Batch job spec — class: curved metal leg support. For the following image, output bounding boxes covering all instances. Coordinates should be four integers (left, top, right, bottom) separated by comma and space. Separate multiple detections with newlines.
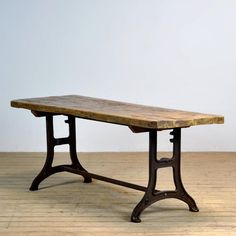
67, 116, 92, 183
30, 115, 91, 191
131, 128, 198, 223
172, 164, 199, 212
30, 165, 70, 191
131, 130, 157, 222
172, 128, 199, 212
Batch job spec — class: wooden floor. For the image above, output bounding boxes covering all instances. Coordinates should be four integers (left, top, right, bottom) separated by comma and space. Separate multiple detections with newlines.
0, 152, 236, 236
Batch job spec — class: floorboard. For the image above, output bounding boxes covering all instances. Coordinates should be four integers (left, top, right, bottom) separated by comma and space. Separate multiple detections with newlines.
0, 152, 236, 235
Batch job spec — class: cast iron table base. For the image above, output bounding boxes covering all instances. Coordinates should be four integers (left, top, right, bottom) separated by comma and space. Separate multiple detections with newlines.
30, 114, 199, 223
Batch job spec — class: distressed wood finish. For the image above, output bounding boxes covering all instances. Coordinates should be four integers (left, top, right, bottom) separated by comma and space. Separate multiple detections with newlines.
11, 95, 224, 129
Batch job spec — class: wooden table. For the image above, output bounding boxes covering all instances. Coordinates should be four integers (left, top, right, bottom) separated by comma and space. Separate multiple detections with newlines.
11, 95, 224, 223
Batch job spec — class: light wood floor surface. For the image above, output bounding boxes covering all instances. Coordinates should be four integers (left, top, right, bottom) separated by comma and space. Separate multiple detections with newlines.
0, 152, 236, 236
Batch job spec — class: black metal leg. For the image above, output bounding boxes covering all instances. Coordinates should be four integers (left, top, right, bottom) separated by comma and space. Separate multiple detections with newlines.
67, 116, 92, 183
131, 128, 199, 223
131, 130, 157, 223
172, 128, 198, 212
30, 115, 91, 191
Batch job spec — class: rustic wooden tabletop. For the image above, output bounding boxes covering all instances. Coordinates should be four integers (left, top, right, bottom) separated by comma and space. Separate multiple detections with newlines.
11, 95, 224, 129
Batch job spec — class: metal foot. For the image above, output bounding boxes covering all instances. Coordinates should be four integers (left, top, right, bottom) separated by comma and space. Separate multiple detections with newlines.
84, 177, 92, 183
131, 215, 141, 223
189, 202, 199, 212
30, 172, 46, 191
189, 206, 199, 212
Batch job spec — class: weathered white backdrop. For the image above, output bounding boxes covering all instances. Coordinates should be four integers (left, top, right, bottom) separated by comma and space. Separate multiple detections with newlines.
1, 0, 235, 151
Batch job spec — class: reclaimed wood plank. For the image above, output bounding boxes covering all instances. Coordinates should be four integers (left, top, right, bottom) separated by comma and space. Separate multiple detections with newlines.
11, 95, 224, 129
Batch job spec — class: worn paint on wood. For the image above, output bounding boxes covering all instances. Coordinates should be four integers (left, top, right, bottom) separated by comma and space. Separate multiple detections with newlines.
11, 95, 224, 129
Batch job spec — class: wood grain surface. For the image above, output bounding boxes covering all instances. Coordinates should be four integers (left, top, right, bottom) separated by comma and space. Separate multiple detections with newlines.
11, 95, 224, 129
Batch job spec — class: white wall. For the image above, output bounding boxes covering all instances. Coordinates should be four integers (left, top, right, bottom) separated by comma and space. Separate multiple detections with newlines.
1, 0, 235, 152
